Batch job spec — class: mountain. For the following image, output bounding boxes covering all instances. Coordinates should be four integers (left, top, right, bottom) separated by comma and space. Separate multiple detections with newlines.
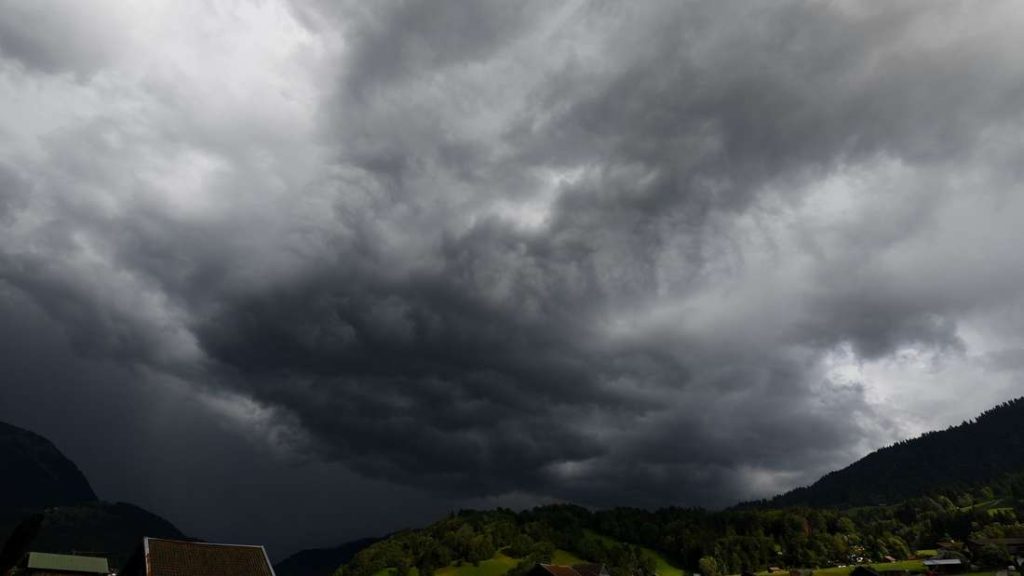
275, 538, 382, 576
0, 421, 97, 544
756, 396, 1024, 508
0, 501, 186, 570
0, 421, 97, 508
0, 420, 185, 570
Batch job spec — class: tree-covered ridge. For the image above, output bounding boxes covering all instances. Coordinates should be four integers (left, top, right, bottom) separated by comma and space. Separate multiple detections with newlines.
276, 538, 383, 576
753, 397, 1024, 508
337, 507, 663, 576
339, 472, 1024, 576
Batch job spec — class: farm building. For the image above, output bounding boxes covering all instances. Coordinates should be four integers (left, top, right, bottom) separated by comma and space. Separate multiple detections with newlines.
849, 566, 880, 576
120, 538, 274, 576
572, 564, 611, 576
922, 558, 962, 574
528, 563, 611, 576
10, 552, 109, 576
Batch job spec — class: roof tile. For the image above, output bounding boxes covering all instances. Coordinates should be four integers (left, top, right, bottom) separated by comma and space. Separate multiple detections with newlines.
145, 539, 274, 576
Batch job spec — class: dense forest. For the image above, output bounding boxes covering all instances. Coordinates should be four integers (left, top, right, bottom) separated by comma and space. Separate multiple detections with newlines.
340, 473, 1024, 576
337, 397, 1024, 576
751, 398, 1024, 508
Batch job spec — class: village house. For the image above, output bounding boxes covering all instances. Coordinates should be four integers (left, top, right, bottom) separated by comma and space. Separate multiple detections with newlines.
849, 566, 880, 576
922, 558, 963, 574
572, 565, 611, 576
119, 538, 275, 576
527, 563, 611, 576
8, 552, 109, 576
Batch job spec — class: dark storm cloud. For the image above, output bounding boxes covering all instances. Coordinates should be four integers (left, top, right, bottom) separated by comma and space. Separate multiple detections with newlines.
4, 0, 1024, 552
0, 284, 455, 557
189, 0, 1024, 504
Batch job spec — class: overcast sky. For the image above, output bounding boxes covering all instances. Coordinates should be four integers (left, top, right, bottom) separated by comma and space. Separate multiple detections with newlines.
2, 0, 1024, 559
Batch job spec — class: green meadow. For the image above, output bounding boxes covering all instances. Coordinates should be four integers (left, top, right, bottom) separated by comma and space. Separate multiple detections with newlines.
372, 546, 685, 576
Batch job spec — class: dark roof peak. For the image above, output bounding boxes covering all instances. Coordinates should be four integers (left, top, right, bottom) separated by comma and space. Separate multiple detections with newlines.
140, 538, 274, 576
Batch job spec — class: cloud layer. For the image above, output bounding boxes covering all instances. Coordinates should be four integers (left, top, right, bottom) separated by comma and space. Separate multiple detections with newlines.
3, 0, 1024, 553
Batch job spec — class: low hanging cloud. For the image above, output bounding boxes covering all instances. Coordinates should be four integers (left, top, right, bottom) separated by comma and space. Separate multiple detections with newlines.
3, 0, 1024, 536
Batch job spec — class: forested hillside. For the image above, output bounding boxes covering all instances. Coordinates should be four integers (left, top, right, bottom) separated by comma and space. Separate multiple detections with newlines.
276, 538, 382, 576
0, 421, 185, 571
0, 421, 97, 544
338, 397, 1024, 576
757, 398, 1024, 508
338, 473, 1024, 576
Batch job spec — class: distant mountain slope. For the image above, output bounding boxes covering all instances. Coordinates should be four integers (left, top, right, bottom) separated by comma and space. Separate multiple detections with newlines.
0, 421, 97, 508
0, 421, 185, 571
759, 397, 1024, 508
0, 501, 186, 570
0, 421, 97, 544
275, 538, 381, 576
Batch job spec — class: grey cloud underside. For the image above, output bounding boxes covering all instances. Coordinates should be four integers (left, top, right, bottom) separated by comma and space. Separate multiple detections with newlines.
197, 1, 1022, 502
4, 0, 1024, 518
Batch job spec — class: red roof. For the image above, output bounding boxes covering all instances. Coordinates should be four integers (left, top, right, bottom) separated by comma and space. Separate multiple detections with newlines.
144, 538, 275, 576
536, 565, 582, 576
572, 565, 606, 576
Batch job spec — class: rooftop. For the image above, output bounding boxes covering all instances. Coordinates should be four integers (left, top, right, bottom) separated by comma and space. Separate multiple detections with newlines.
923, 559, 963, 566
26, 552, 109, 575
144, 538, 274, 576
536, 565, 583, 576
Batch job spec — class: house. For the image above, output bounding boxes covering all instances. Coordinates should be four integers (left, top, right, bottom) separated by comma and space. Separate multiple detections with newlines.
12, 552, 109, 576
528, 563, 613, 576
849, 566, 880, 576
922, 558, 963, 574
528, 564, 582, 576
120, 538, 274, 576
572, 565, 611, 576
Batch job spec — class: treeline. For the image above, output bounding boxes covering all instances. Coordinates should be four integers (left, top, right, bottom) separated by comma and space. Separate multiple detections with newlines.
339, 471, 1024, 576
338, 507, 657, 576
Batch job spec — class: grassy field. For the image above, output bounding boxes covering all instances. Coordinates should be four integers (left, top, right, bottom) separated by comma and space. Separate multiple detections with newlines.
746, 560, 999, 576
749, 559, 929, 576
643, 549, 685, 576
435, 553, 520, 576
371, 542, 685, 576
580, 530, 685, 576
914, 550, 939, 559
377, 548, 588, 576
551, 550, 587, 566
811, 560, 926, 576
